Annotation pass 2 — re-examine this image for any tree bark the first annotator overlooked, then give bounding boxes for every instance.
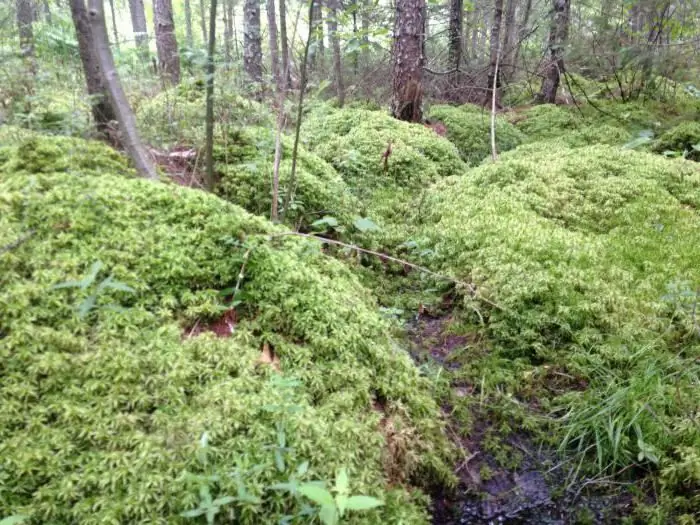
[243,0,263,89]
[309,0,324,69]
[199,0,207,42]
[223,0,234,63]
[267,0,281,88]
[184,0,194,47]
[88,0,157,179]
[327,0,344,105]
[502,0,517,81]
[486,0,503,105]
[128,0,149,56]
[108,0,119,49]
[154,0,181,84]
[538,0,569,103]
[391,0,425,122]
[279,0,291,87]
[204,0,218,190]
[16,0,35,62]
[448,0,463,71]
[69,0,116,135]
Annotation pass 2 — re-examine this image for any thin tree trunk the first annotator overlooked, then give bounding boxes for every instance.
[279,0,291,87]
[243,0,263,90]
[485,0,503,105]
[199,0,207,42]
[204,0,218,190]
[361,0,370,70]
[154,0,181,84]
[108,0,119,49]
[351,0,358,75]
[470,2,479,61]
[448,0,463,71]
[267,0,281,88]
[391,0,425,122]
[184,0,194,46]
[69,0,116,135]
[128,0,149,57]
[538,0,569,103]
[502,0,517,81]
[327,0,344,105]
[309,0,324,69]
[223,0,231,62]
[88,0,157,179]
[513,0,532,70]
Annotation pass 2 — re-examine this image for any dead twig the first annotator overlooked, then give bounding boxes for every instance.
[0,230,35,255]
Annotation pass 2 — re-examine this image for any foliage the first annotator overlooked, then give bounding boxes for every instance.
[427,104,525,165]
[0,135,453,523]
[652,121,700,162]
[416,145,700,487]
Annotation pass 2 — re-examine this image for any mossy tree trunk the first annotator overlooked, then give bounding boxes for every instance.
[88,0,157,179]
[327,0,344,105]
[69,0,116,135]
[128,0,149,58]
[154,0,181,85]
[538,0,569,103]
[448,0,463,71]
[391,0,425,122]
[244,0,263,91]
[486,0,503,105]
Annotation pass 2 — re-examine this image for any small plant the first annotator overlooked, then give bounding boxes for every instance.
[295,468,384,525]
[51,260,135,318]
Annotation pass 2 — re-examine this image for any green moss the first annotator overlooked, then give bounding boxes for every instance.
[417,145,700,479]
[511,104,582,142]
[652,121,700,161]
[428,104,525,165]
[213,127,361,230]
[0,135,453,523]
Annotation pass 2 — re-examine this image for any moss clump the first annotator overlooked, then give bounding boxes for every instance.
[417,145,700,483]
[510,104,582,142]
[0,136,452,523]
[213,127,361,230]
[652,121,700,161]
[427,104,525,165]
[136,82,273,147]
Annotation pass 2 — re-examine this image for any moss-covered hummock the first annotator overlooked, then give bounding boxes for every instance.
[427,104,525,165]
[652,120,700,161]
[0,136,453,524]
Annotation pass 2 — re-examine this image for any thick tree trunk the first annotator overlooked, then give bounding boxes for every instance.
[486,0,503,105]
[184,0,194,46]
[266,0,281,88]
[327,0,344,105]
[108,0,119,48]
[448,0,463,71]
[391,0,425,122]
[279,0,291,87]
[199,0,207,42]
[88,0,157,179]
[243,0,263,88]
[502,0,517,81]
[69,0,116,134]
[128,0,149,56]
[309,0,324,69]
[16,0,35,62]
[154,0,181,84]
[538,0,569,103]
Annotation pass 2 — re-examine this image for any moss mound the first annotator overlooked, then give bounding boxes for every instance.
[417,145,700,478]
[427,104,525,165]
[652,121,700,161]
[136,81,273,147]
[213,127,361,230]
[0,136,452,523]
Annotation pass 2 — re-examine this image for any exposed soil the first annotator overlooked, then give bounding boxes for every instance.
[407,313,637,525]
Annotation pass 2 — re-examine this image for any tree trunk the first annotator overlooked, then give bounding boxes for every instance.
[16,0,35,63]
[199,0,207,43]
[88,0,157,179]
[267,0,281,88]
[309,0,324,69]
[184,0,194,47]
[391,0,425,122]
[204,0,218,190]
[486,0,503,105]
[448,0,463,71]
[327,0,344,105]
[470,2,479,61]
[42,0,53,22]
[279,0,291,87]
[224,0,234,63]
[243,0,263,88]
[538,0,569,103]
[361,0,370,72]
[128,0,149,57]
[108,0,119,48]
[69,0,116,135]
[502,0,517,81]
[154,0,181,84]
[513,0,532,70]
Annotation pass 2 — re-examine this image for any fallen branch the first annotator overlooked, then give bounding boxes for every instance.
[1,230,35,255]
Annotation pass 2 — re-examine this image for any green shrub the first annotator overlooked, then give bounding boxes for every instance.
[427,104,525,165]
[652,121,700,161]
[417,144,700,477]
[0,136,452,523]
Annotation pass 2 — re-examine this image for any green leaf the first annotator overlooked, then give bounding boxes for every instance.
[84,260,104,286]
[353,217,380,233]
[298,484,335,507]
[99,277,136,293]
[622,135,652,150]
[212,496,235,506]
[180,508,206,518]
[77,294,97,318]
[311,216,339,229]
[318,504,338,525]
[51,279,84,290]
[0,517,28,525]
[334,468,349,495]
[344,495,384,511]
[296,461,309,477]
